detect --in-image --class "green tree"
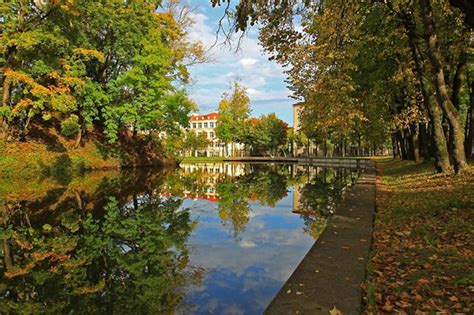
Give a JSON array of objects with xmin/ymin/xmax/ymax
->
[
  {"xmin": 1, "ymin": 0, "xmax": 202, "ymax": 150},
  {"xmin": 183, "ymin": 130, "xmax": 211, "ymax": 157},
  {"xmin": 215, "ymin": 81, "xmax": 251, "ymax": 156},
  {"xmin": 253, "ymin": 113, "xmax": 288, "ymax": 156}
]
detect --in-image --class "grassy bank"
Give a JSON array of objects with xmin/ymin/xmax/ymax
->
[
  {"xmin": 0, "ymin": 124, "xmax": 172, "ymax": 185},
  {"xmin": 365, "ymin": 160, "xmax": 473, "ymax": 312},
  {"xmin": 0, "ymin": 137, "xmax": 122, "ymax": 199},
  {"xmin": 0, "ymin": 139, "xmax": 120, "ymax": 181}
]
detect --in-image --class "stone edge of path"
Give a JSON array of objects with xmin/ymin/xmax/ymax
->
[{"xmin": 264, "ymin": 162, "xmax": 376, "ymax": 315}]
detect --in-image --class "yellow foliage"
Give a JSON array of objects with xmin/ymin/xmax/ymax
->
[
  {"xmin": 5, "ymin": 69, "xmax": 51, "ymax": 97},
  {"xmin": 58, "ymin": 0, "xmax": 80, "ymax": 16},
  {"xmin": 74, "ymin": 278, "xmax": 106, "ymax": 295},
  {"xmin": 5, "ymin": 69, "xmax": 36, "ymax": 86},
  {"xmin": 49, "ymin": 84, "xmax": 71, "ymax": 94},
  {"xmin": 73, "ymin": 48, "xmax": 106, "ymax": 63},
  {"xmin": 49, "ymin": 71, "xmax": 61, "ymax": 80},
  {"xmin": 13, "ymin": 233, "xmax": 33, "ymax": 250},
  {"xmin": 62, "ymin": 76, "xmax": 85, "ymax": 88},
  {"xmin": 155, "ymin": 12, "xmax": 181, "ymax": 40},
  {"xmin": 12, "ymin": 99, "xmax": 33, "ymax": 114}
]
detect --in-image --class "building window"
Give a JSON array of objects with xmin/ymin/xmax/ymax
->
[
  {"xmin": 193, "ymin": 123, "xmax": 197, "ymax": 128},
  {"xmin": 198, "ymin": 123, "xmax": 202, "ymax": 128},
  {"xmin": 210, "ymin": 132, "xmax": 215, "ymax": 138},
  {"xmin": 210, "ymin": 122, "xmax": 214, "ymax": 128},
  {"xmin": 215, "ymin": 122, "xmax": 219, "ymax": 127},
  {"xmin": 204, "ymin": 122, "xmax": 208, "ymax": 128}
]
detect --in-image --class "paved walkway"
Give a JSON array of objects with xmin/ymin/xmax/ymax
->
[
  {"xmin": 224, "ymin": 157, "xmax": 373, "ymax": 169},
  {"xmin": 265, "ymin": 165, "xmax": 376, "ymax": 314}
]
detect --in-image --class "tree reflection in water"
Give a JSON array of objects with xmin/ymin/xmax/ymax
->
[
  {"xmin": 295, "ymin": 167, "xmax": 360, "ymax": 239},
  {"xmin": 0, "ymin": 193, "xmax": 199, "ymax": 314},
  {"xmin": 173, "ymin": 163, "xmax": 360, "ymax": 240},
  {"xmin": 0, "ymin": 163, "xmax": 359, "ymax": 313}
]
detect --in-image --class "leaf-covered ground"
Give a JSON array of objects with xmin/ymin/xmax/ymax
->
[{"xmin": 365, "ymin": 160, "xmax": 473, "ymax": 313}]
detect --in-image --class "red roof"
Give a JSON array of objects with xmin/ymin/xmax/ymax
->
[
  {"xmin": 159, "ymin": 192, "xmax": 219, "ymax": 202},
  {"xmin": 190, "ymin": 112, "xmax": 220, "ymax": 121}
]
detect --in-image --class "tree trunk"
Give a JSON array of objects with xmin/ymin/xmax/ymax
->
[
  {"xmin": 420, "ymin": 0, "xmax": 468, "ymax": 173},
  {"xmin": 1, "ymin": 47, "xmax": 17, "ymax": 140},
  {"xmin": 465, "ymin": 75, "xmax": 473, "ymax": 159},
  {"xmin": 357, "ymin": 135, "xmax": 361, "ymax": 156},
  {"xmin": 400, "ymin": 8, "xmax": 451, "ymax": 172},
  {"xmin": 73, "ymin": 114, "xmax": 85, "ymax": 149},
  {"xmin": 410, "ymin": 125, "xmax": 421, "ymax": 162},
  {"xmin": 74, "ymin": 128, "xmax": 82, "ymax": 149},
  {"xmin": 392, "ymin": 134, "xmax": 399, "ymax": 158},
  {"xmin": 451, "ymin": 52, "xmax": 466, "ymax": 111},
  {"xmin": 2, "ymin": 240, "xmax": 13, "ymax": 272},
  {"xmin": 419, "ymin": 123, "xmax": 427, "ymax": 159},
  {"xmin": 397, "ymin": 131, "xmax": 408, "ymax": 160},
  {"xmin": 405, "ymin": 129, "xmax": 416, "ymax": 160}
]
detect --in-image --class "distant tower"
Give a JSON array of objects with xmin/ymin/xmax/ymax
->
[
  {"xmin": 293, "ymin": 102, "xmax": 304, "ymax": 133},
  {"xmin": 292, "ymin": 102, "xmax": 305, "ymax": 156}
]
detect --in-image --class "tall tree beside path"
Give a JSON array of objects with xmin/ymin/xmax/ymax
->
[
  {"xmin": 211, "ymin": 0, "xmax": 473, "ymax": 173},
  {"xmin": 419, "ymin": 0, "xmax": 469, "ymax": 173}
]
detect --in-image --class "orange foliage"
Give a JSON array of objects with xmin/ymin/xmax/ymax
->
[{"xmin": 4, "ymin": 262, "xmax": 35, "ymax": 279}]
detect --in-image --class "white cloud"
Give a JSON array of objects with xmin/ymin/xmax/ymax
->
[
  {"xmin": 240, "ymin": 58, "xmax": 258, "ymax": 69},
  {"xmin": 239, "ymin": 240, "xmax": 257, "ymax": 248},
  {"xmin": 247, "ymin": 77, "xmax": 266, "ymax": 88},
  {"xmin": 185, "ymin": 7, "xmax": 293, "ymax": 122},
  {"xmin": 246, "ymin": 88, "xmax": 263, "ymax": 98}
]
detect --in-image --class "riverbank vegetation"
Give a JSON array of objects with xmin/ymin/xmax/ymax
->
[
  {"xmin": 213, "ymin": 0, "xmax": 473, "ymax": 174},
  {"xmin": 1, "ymin": 0, "xmax": 203, "ymax": 172},
  {"xmin": 365, "ymin": 160, "xmax": 473, "ymax": 312}
]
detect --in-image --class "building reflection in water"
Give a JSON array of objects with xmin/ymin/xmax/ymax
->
[{"xmin": 0, "ymin": 162, "xmax": 360, "ymax": 314}]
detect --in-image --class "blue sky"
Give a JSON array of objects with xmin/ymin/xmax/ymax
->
[{"xmin": 185, "ymin": 0, "xmax": 295, "ymax": 125}]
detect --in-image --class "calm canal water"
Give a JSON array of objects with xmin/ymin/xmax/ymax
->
[{"xmin": 0, "ymin": 163, "xmax": 360, "ymax": 314}]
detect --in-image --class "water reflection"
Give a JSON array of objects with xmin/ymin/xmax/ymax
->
[{"xmin": 0, "ymin": 163, "xmax": 360, "ymax": 314}]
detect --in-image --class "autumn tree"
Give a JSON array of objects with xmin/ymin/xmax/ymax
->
[
  {"xmin": 215, "ymin": 81, "xmax": 251, "ymax": 156},
  {"xmin": 0, "ymin": 0, "xmax": 203, "ymax": 149},
  {"xmin": 211, "ymin": 0, "xmax": 473, "ymax": 173}
]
